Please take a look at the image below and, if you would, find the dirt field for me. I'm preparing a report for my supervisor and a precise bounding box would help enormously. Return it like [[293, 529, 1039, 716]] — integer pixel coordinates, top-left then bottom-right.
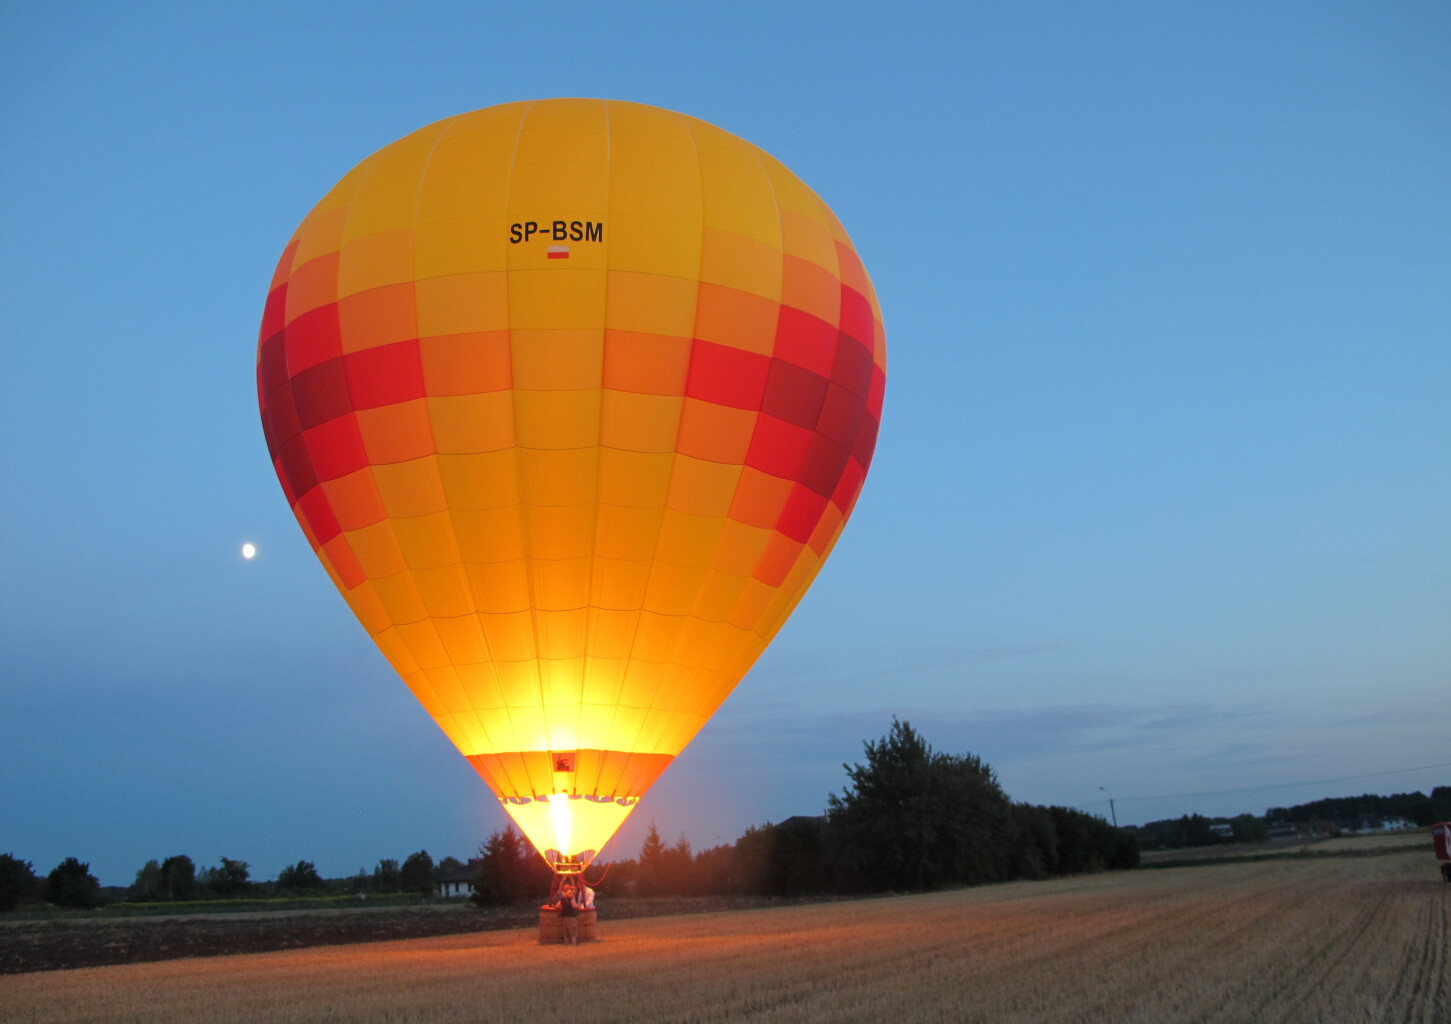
[[2, 849, 1446, 1024]]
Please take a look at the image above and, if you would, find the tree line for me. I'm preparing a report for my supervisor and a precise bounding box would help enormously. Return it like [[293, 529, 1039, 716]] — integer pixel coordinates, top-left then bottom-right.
[[472, 719, 1139, 904], [0, 849, 474, 912]]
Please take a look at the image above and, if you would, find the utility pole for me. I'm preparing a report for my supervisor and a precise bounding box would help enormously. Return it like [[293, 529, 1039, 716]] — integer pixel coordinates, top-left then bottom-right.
[[1100, 786, 1118, 828]]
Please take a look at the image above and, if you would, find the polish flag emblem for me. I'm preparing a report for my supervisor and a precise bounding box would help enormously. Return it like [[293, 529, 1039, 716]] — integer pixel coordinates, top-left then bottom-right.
[[547, 245, 570, 259]]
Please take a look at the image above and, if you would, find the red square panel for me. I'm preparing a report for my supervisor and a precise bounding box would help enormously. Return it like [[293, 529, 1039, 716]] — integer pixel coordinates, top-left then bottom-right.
[[760, 358, 828, 430], [744, 413, 814, 482], [345, 338, 425, 410], [685, 339, 771, 411]]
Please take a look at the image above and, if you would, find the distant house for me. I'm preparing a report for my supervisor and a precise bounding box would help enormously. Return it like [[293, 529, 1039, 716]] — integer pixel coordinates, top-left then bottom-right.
[[1209, 823, 1234, 840], [437, 859, 481, 899], [1299, 819, 1337, 839]]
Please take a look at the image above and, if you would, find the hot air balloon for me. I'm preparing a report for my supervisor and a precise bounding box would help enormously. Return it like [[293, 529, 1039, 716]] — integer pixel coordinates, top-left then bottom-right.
[[256, 99, 884, 876]]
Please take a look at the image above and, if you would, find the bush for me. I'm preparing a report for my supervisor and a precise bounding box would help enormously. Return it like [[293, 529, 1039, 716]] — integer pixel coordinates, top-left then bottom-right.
[[0, 853, 37, 911], [47, 857, 103, 909]]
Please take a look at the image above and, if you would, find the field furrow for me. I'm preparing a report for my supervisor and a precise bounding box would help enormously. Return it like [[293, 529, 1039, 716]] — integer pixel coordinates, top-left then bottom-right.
[[0, 849, 1444, 1024]]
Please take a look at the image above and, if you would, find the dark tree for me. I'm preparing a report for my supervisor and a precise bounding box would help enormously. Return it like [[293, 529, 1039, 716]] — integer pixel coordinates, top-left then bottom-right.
[[47, 857, 103, 909], [277, 860, 325, 891], [472, 826, 549, 906], [0, 853, 37, 912], [434, 856, 465, 882], [210, 857, 253, 897], [131, 860, 163, 902], [373, 858, 401, 892], [828, 718, 1011, 892], [659, 835, 693, 895], [400, 851, 435, 895], [636, 821, 666, 895], [160, 855, 197, 901]]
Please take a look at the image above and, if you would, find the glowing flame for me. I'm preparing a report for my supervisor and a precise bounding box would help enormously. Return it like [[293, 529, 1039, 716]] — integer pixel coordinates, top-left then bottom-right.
[[549, 793, 572, 858]]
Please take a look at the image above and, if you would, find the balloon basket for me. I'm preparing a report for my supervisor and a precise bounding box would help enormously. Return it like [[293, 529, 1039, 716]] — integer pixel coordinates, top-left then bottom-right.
[[538, 906, 597, 944]]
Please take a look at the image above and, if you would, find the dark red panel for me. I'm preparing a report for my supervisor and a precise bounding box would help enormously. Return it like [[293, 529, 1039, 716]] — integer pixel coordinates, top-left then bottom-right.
[[258, 331, 289, 396], [685, 339, 771, 411], [776, 483, 829, 544], [291, 357, 354, 431], [345, 338, 425, 411], [798, 434, 851, 499], [262, 382, 301, 455], [852, 412, 879, 469], [831, 332, 873, 400], [278, 432, 318, 500], [296, 484, 342, 546], [272, 455, 296, 505], [773, 306, 837, 377], [816, 382, 865, 450], [839, 285, 873, 349], [760, 358, 828, 430], [284, 303, 343, 376], [303, 414, 369, 482], [866, 364, 886, 419], [744, 413, 814, 482]]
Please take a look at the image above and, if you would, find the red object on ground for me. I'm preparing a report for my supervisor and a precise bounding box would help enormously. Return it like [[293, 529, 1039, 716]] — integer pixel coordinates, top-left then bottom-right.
[[1433, 822, 1451, 862]]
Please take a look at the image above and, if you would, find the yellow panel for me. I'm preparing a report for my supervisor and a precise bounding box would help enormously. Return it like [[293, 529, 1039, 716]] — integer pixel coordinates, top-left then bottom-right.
[[412, 564, 475, 618], [511, 329, 604, 390], [607, 214, 701, 280], [537, 608, 588, 660], [434, 616, 489, 668], [375, 626, 421, 677], [529, 556, 591, 611], [494, 659, 541, 707], [356, 399, 434, 466], [666, 456, 741, 518], [781, 254, 841, 327], [616, 661, 661, 709], [415, 271, 510, 335], [594, 505, 663, 560], [372, 571, 431, 625], [606, 704, 647, 752], [403, 670, 447, 719], [604, 271, 699, 337], [447, 707, 488, 752], [642, 562, 710, 616], [513, 390, 601, 449], [346, 520, 408, 578], [522, 504, 594, 560], [342, 581, 391, 635], [427, 392, 515, 455], [691, 569, 751, 623], [476, 706, 520, 749], [631, 611, 687, 663], [517, 447, 598, 506], [584, 608, 639, 659], [507, 269, 607, 331], [416, 127, 514, 223], [633, 708, 674, 753], [338, 229, 415, 297], [390, 510, 459, 569], [709, 518, 774, 577], [599, 391, 682, 453], [777, 207, 839, 277], [728, 578, 778, 630], [700, 228, 783, 300], [451, 507, 525, 563], [582, 662, 626, 709], [589, 557, 653, 609], [463, 560, 531, 614], [544, 697, 583, 749], [481, 610, 538, 663], [292, 205, 349, 269], [576, 701, 617, 749], [395, 619, 451, 670], [436, 451, 520, 509], [371, 458, 448, 518], [655, 509, 725, 568], [340, 126, 441, 241], [597, 449, 673, 507], [693, 121, 782, 245], [454, 662, 505, 708], [507, 704, 549, 754]]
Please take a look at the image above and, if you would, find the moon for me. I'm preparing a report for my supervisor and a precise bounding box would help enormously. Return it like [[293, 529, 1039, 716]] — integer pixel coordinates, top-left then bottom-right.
[[242, 543, 257, 560]]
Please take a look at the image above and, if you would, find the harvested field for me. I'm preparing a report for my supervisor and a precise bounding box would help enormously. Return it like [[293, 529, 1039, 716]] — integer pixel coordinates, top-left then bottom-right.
[[2, 850, 1446, 1024]]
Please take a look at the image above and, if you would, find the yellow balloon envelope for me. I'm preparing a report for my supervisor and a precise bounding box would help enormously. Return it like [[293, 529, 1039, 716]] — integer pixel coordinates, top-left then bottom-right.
[[257, 99, 885, 867]]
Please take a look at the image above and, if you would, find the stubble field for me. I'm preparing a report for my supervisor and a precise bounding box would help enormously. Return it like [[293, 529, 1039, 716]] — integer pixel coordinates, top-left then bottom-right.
[[2, 847, 1446, 1024]]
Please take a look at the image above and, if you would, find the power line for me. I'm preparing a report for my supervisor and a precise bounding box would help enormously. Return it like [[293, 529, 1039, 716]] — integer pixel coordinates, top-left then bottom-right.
[[1093, 760, 1451, 805]]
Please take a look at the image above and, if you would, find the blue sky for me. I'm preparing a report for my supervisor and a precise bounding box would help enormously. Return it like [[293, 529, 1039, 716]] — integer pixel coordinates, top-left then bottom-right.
[[2, 2, 1447, 885]]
